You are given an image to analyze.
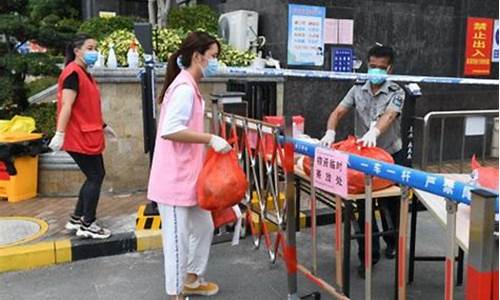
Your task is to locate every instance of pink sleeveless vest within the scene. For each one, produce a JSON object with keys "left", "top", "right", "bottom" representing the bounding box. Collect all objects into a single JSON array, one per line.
[{"left": 147, "top": 70, "right": 205, "bottom": 206}]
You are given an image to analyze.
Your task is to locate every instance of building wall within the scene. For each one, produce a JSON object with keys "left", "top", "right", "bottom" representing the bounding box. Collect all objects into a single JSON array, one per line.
[
  {"left": 202, "top": 0, "right": 499, "bottom": 163},
  {"left": 81, "top": 0, "right": 149, "bottom": 20},
  {"left": 207, "top": 0, "right": 498, "bottom": 78}
]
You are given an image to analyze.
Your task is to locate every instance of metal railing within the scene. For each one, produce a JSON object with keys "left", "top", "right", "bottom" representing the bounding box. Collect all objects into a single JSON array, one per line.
[
  {"left": 418, "top": 109, "right": 499, "bottom": 172},
  {"left": 286, "top": 135, "right": 498, "bottom": 300},
  {"left": 207, "top": 106, "right": 498, "bottom": 300}
]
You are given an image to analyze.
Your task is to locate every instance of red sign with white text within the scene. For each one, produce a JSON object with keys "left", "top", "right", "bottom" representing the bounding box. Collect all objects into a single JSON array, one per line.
[{"left": 464, "top": 17, "right": 494, "bottom": 76}]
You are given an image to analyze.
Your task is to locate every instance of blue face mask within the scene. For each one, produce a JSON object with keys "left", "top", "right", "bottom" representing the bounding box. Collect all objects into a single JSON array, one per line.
[
  {"left": 83, "top": 50, "right": 98, "bottom": 66},
  {"left": 367, "top": 67, "right": 388, "bottom": 85},
  {"left": 201, "top": 58, "right": 219, "bottom": 77}
]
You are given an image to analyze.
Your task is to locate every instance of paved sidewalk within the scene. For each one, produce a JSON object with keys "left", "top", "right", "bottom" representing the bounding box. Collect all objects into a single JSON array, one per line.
[
  {"left": 0, "top": 211, "right": 465, "bottom": 300},
  {"left": 0, "top": 192, "right": 149, "bottom": 242},
  {"left": 1, "top": 159, "right": 495, "bottom": 296}
]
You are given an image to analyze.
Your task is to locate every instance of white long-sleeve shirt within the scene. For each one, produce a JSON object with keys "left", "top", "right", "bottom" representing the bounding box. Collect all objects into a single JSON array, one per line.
[{"left": 160, "top": 84, "right": 196, "bottom": 137}]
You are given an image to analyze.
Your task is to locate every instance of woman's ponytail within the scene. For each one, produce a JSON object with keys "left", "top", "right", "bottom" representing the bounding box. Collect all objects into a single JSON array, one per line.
[
  {"left": 158, "top": 50, "right": 181, "bottom": 104},
  {"left": 64, "top": 41, "right": 76, "bottom": 66},
  {"left": 157, "top": 31, "right": 221, "bottom": 105}
]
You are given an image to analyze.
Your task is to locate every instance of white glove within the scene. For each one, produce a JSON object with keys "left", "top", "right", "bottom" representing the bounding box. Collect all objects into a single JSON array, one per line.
[
  {"left": 320, "top": 129, "right": 336, "bottom": 147},
  {"left": 48, "top": 131, "right": 64, "bottom": 152},
  {"left": 208, "top": 135, "right": 232, "bottom": 153},
  {"left": 358, "top": 126, "right": 380, "bottom": 147},
  {"left": 104, "top": 125, "right": 118, "bottom": 142}
]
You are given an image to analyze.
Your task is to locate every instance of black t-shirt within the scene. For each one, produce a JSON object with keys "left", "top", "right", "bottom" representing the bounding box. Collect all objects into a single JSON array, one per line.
[{"left": 62, "top": 65, "right": 93, "bottom": 94}]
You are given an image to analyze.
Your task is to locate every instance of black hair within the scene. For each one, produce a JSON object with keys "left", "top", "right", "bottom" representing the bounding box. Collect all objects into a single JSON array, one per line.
[
  {"left": 367, "top": 45, "right": 395, "bottom": 65},
  {"left": 159, "top": 31, "right": 221, "bottom": 104},
  {"left": 64, "top": 33, "right": 95, "bottom": 66}
]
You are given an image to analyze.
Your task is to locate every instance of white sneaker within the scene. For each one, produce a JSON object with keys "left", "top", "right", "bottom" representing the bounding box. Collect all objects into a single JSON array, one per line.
[
  {"left": 76, "top": 221, "right": 111, "bottom": 239},
  {"left": 64, "top": 216, "right": 82, "bottom": 231}
]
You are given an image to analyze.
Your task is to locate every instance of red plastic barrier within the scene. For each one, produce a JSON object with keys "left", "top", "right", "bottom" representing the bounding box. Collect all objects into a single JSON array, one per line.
[
  {"left": 263, "top": 116, "right": 304, "bottom": 155},
  {"left": 466, "top": 265, "right": 498, "bottom": 300},
  {"left": 471, "top": 154, "right": 499, "bottom": 191}
]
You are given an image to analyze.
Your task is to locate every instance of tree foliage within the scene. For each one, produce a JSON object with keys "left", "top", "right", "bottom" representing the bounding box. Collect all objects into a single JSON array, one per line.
[
  {"left": 167, "top": 5, "right": 218, "bottom": 35},
  {"left": 79, "top": 15, "right": 140, "bottom": 41},
  {"left": 0, "top": 0, "right": 80, "bottom": 111},
  {"left": 29, "top": 0, "right": 80, "bottom": 21}
]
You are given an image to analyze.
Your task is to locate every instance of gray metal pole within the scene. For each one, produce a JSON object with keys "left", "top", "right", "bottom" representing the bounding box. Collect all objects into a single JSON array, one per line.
[
  {"left": 439, "top": 119, "right": 445, "bottom": 173},
  {"left": 310, "top": 161, "right": 318, "bottom": 275},
  {"left": 210, "top": 97, "right": 222, "bottom": 135},
  {"left": 444, "top": 199, "right": 458, "bottom": 300},
  {"left": 335, "top": 195, "right": 343, "bottom": 289},
  {"left": 364, "top": 175, "right": 373, "bottom": 300}
]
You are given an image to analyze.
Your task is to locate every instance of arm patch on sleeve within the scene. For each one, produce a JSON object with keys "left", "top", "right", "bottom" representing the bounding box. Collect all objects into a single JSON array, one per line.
[{"left": 391, "top": 95, "right": 403, "bottom": 107}]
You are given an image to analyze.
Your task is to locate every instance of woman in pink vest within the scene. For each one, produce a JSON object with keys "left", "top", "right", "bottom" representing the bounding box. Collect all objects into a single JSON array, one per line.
[
  {"left": 148, "top": 32, "right": 231, "bottom": 299},
  {"left": 49, "top": 34, "right": 117, "bottom": 239}
]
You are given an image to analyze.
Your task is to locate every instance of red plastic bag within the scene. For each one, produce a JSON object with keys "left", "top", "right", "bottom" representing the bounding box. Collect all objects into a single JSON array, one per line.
[
  {"left": 471, "top": 154, "right": 499, "bottom": 191},
  {"left": 197, "top": 149, "right": 248, "bottom": 211},
  {"left": 212, "top": 205, "right": 240, "bottom": 228},
  {"left": 303, "top": 136, "right": 394, "bottom": 194}
]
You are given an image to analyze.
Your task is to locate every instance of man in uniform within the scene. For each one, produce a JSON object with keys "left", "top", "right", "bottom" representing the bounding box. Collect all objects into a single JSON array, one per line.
[{"left": 320, "top": 45, "right": 405, "bottom": 277}]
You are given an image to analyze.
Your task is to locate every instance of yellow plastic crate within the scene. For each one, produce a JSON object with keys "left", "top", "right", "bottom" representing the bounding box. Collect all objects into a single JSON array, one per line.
[
  {"left": 249, "top": 191, "right": 306, "bottom": 233},
  {"left": 251, "top": 191, "right": 286, "bottom": 211},
  {"left": 0, "top": 155, "right": 39, "bottom": 202},
  {"left": 0, "top": 133, "right": 42, "bottom": 203}
]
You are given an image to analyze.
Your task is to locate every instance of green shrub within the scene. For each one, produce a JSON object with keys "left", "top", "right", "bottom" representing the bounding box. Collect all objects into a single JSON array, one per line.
[
  {"left": 154, "top": 28, "right": 185, "bottom": 63},
  {"left": 29, "top": 0, "right": 80, "bottom": 22},
  {"left": 98, "top": 30, "right": 143, "bottom": 66},
  {"left": 167, "top": 5, "right": 218, "bottom": 35},
  {"left": 99, "top": 28, "right": 255, "bottom": 67},
  {"left": 219, "top": 42, "right": 256, "bottom": 67},
  {"left": 79, "top": 16, "right": 139, "bottom": 40},
  {"left": 26, "top": 76, "right": 57, "bottom": 98},
  {"left": 0, "top": 77, "right": 15, "bottom": 109},
  {"left": 99, "top": 28, "right": 184, "bottom": 66},
  {"left": 20, "top": 102, "right": 56, "bottom": 137}
]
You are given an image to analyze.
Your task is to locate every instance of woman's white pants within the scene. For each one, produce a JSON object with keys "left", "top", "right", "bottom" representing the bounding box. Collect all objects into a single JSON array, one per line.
[{"left": 158, "top": 204, "right": 214, "bottom": 295}]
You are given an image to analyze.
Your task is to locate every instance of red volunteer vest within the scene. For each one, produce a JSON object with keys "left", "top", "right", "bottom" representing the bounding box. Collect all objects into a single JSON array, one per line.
[{"left": 57, "top": 62, "right": 105, "bottom": 155}]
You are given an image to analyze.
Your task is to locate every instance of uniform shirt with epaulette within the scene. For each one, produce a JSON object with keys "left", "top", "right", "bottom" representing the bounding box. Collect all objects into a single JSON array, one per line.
[{"left": 339, "top": 80, "right": 405, "bottom": 154}]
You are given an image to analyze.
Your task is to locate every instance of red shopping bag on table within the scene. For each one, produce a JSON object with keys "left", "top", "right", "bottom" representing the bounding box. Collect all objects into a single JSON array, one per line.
[
  {"left": 197, "top": 148, "right": 248, "bottom": 211},
  {"left": 303, "top": 136, "right": 394, "bottom": 194}
]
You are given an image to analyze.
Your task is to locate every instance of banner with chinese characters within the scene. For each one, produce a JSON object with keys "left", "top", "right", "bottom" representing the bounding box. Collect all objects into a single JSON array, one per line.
[
  {"left": 464, "top": 17, "right": 494, "bottom": 76},
  {"left": 287, "top": 4, "right": 326, "bottom": 66},
  {"left": 313, "top": 147, "right": 348, "bottom": 198}
]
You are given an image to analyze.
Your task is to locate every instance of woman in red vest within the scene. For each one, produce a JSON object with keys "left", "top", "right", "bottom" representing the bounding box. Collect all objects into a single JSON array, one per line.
[{"left": 49, "top": 34, "right": 116, "bottom": 239}]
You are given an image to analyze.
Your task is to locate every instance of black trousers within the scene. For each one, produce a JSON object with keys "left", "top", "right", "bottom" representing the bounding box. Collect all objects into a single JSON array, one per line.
[
  {"left": 355, "top": 150, "right": 404, "bottom": 262},
  {"left": 68, "top": 151, "right": 106, "bottom": 224}
]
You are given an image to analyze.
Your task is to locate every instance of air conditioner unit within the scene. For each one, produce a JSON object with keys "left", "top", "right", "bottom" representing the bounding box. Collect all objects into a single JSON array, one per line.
[{"left": 218, "top": 10, "right": 259, "bottom": 52}]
